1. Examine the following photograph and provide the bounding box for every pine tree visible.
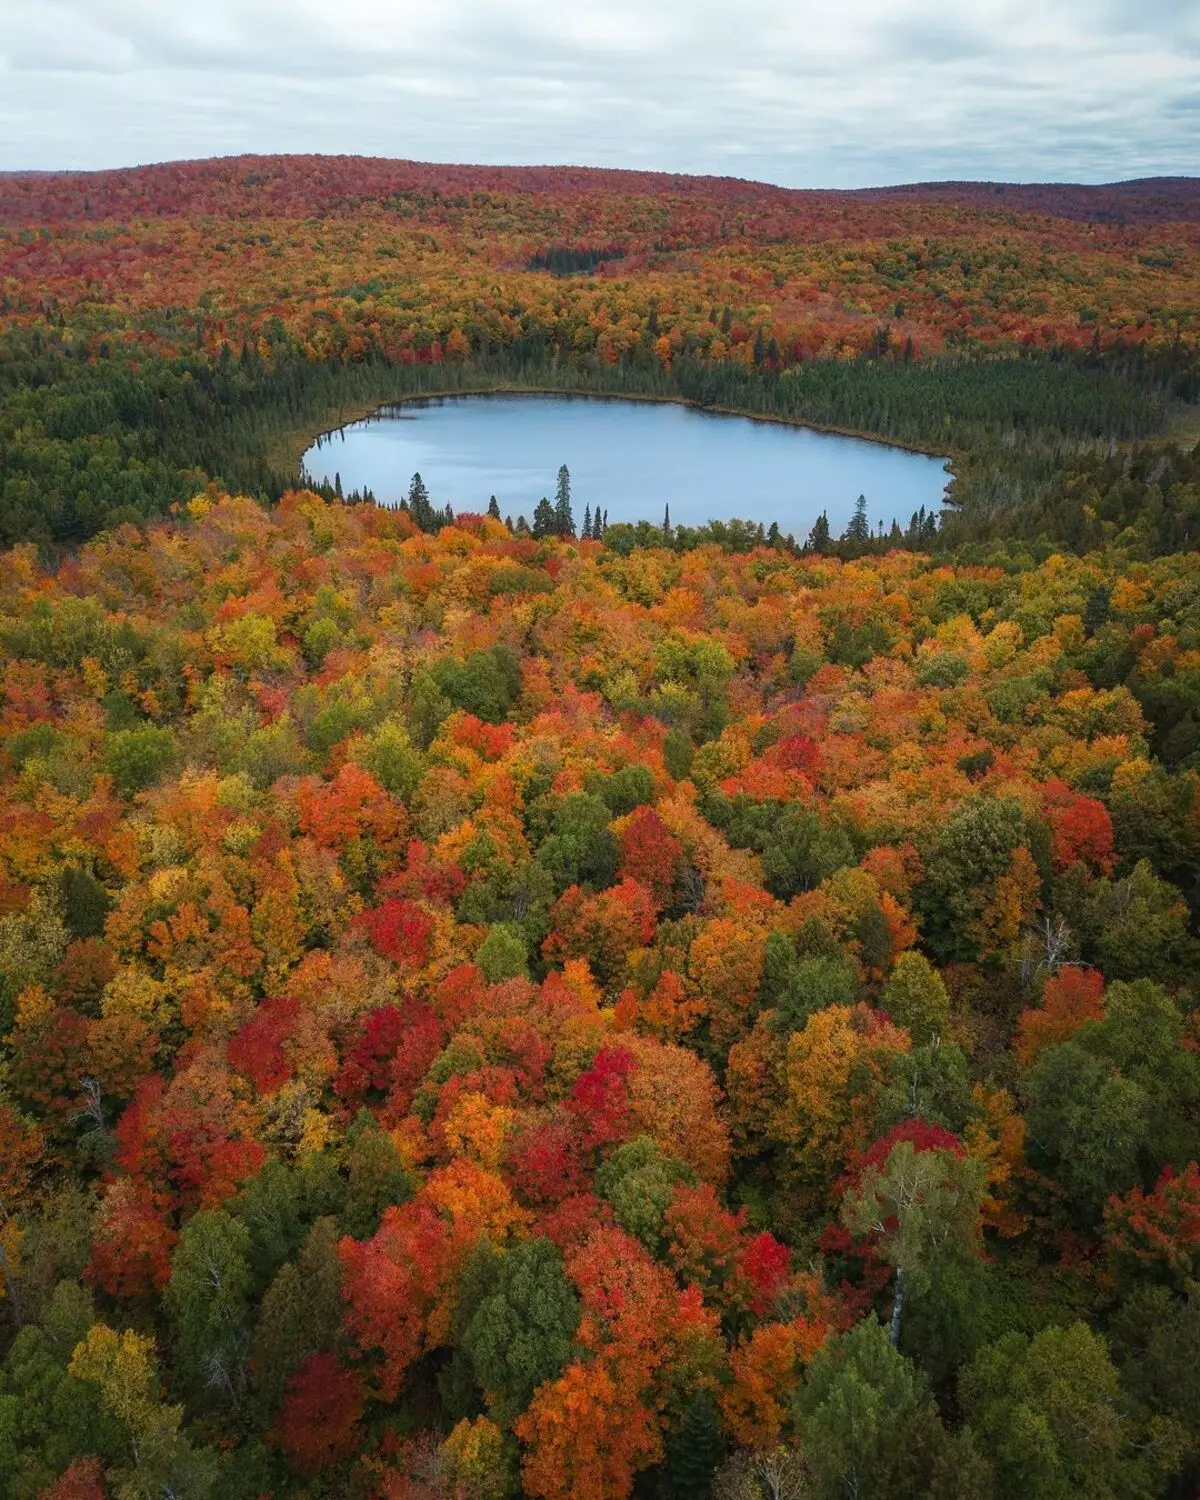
[807,511,831,554]
[663,504,671,540]
[843,494,871,545]
[407,473,435,531]
[532,497,557,539]
[665,1390,726,1500]
[554,465,575,538]
[487,495,501,520]
[583,504,592,538]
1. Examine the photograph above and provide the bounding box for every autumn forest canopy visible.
[1,155,1200,1500]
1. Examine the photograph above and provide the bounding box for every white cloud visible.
[0,0,1195,184]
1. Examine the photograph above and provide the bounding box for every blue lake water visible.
[300,394,950,539]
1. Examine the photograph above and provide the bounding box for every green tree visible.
[462,1237,580,1423]
[664,728,695,781]
[794,1317,945,1499]
[666,1389,727,1500]
[58,865,112,942]
[1086,861,1195,983]
[770,955,859,1036]
[881,954,951,1044]
[842,1141,987,1346]
[352,717,425,800]
[960,1323,1170,1500]
[250,1218,344,1415]
[532,497,557,539]
[233,1155,342,1292]
[165,1210,252,1408]
[758,808,855,901]
[431,646,523,724]
[842,495,871,545]
[595,1136,696,1253]
[536,792,619,892]
[916,797,1025,964]
[1110,1285,1200,1479]
[874,1043,975,1139]
[103,725,178,797]
[406,472,436,531]
[475,923,529,982]
[1021,1042,1148,1223]
[554,465,575,538]
[0,1282,117,1495]
[806,512,831,554]
[70,1321,218,1499]
[339,1112,414,1240]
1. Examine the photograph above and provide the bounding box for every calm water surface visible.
[301,395,950,538]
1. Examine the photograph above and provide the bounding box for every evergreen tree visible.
[251,1218,344,1414]
[407,472,436,531]
[666,1389,726,1500]
[334,472,343,499]
[487,495,501,520]
[844,493,871,544]
[583,503,592,538]
[554,465,575,538]
[794,1318,945,1498]
[663,504,671,540]
[807,511,831,554]
[532,497,557,539]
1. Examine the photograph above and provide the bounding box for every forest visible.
[1,158,1198,547]
[0,157,1199,1500]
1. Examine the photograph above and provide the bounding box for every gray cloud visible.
[0,0,1196,184]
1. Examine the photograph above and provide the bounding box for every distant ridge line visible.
[1,154,1197,227]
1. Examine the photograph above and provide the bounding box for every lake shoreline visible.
[299,389,953,533]
[281,381,955,479]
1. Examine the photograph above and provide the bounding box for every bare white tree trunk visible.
[889,1263,903,1346]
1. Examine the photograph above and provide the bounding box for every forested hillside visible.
[2,157,1200,1500]
[1,157,1198,545]
[2,492,1200,1499]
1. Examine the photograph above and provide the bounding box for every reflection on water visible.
[301,393,950,539]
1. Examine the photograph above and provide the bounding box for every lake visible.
[300,394,950,539]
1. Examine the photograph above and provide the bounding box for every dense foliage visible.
[1,489,1199,1499]
[1,158,1198,545]
[2,155,1200,1499]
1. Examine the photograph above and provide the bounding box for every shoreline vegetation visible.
[2,155,1196,551]
[2,325,1197,556]
[292,386,956,476]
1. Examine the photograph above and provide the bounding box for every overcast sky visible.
[1,0,1197,186]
